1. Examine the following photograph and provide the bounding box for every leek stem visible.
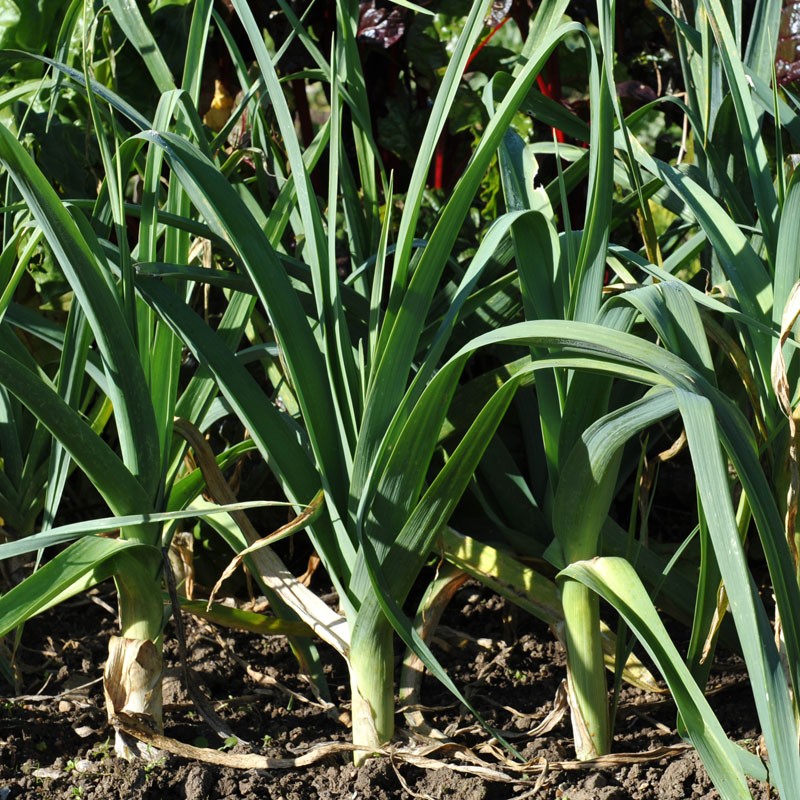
[561,578,610,759]
[349,620,395,763]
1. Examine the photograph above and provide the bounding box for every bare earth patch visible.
[1,583,773,799]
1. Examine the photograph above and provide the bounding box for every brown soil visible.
[0,582,774,800]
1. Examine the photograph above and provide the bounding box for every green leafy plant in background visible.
[0,0,71,53]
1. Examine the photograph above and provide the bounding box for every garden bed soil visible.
[1,582,773,800]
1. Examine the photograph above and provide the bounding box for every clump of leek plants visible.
[0,0,588,763]
[595,1,800,794]
[1,4,797,799]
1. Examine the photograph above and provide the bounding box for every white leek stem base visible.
[349,627,395,765]
[103,635,164,760]
[561,580,610,760]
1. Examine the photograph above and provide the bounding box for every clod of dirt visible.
[352,758,396,798]
[416,767,490,799]
[557,771,626,799]
[183,764,213,800]
[657,752,715,799]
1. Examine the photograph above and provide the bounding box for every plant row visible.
[0,1,799,797]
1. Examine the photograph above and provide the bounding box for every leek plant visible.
[0,0,300,756]
[476,0,800,792]
[442,0,661,760]
[438,2,800,793]
[0,117,167,755]
[130,0,600,758]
